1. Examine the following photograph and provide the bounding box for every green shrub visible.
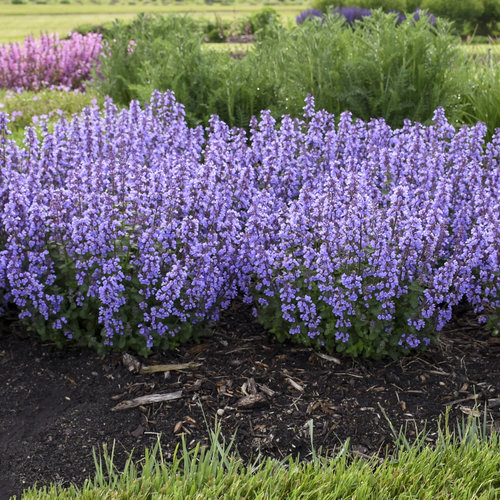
[254,11,468,128]
[462,52,500,141]
[406,0,423,11]
[311,0,499,35]
[95,13,281,128]
[421,0,483,21]
[95,14,211,124]
[246,7,282,40]
[95,11,473,131]
[71,23,113,36]
[203,16,230,42]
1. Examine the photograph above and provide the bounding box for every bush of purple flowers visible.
[0,33,102,91]
[296,8,324,25]
[239,97,499,358]
[0,91,245,355]
[0,92,498,358]
[297,6,372,25]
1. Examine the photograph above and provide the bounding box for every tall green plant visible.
[463,52,500,141]
[252,11,469,128]
[335,11,468,127]
[95,14,213,125]
[94,12,479,132]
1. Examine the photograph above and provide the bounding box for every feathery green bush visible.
[95,11,471,131]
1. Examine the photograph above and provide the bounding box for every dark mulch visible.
[0,303,499,499]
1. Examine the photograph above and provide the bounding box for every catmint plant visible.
[241,99,500,358]
[0,91,243,355]
[0,91,498,358]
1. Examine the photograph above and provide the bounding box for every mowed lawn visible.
[0,0,306,42]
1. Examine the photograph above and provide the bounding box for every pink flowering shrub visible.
[0,33,103,91]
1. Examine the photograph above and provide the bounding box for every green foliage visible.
[312,0,408,15]
[95,11,472,131]
[246,7,282,39]
[202,16,231,42]
[254,11,468,128]
[71,22,113,36]
[406,0,423,11]
[462,52,500,141]
[94,13,281,128]
[310,0,500,35]
[95,14,211,125]
[422,0,483,21]
[254,271,436,360]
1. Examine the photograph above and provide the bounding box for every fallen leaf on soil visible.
[111,390,183,411]
[130,424,144,437]
[459,406,480,417]
[236,393,268,409]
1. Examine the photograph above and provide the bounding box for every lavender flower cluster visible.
[296,7,436,27]
[296,7,371,25]
[0,33,103,91]
[0,91,498,357]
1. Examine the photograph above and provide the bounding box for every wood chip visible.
[246,377,257,395]
[258,384,276,397]
[444,393,480,406]
[286,377,304,392]
[331,372,364,379]
[315,352,342,365]
[130,424,144,438]
[122,353,141,373]
[242,377,257,395]
[140,362,201,374]
[236,393,268,409]
[111,392,127,401]
[111,390,183,411]
[428,370,450,376]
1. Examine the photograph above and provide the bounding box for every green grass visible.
[18,410,500,499]
[461,42,500,56]
[0,1,304,42]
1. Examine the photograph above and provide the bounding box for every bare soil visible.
[0,303,499,500]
